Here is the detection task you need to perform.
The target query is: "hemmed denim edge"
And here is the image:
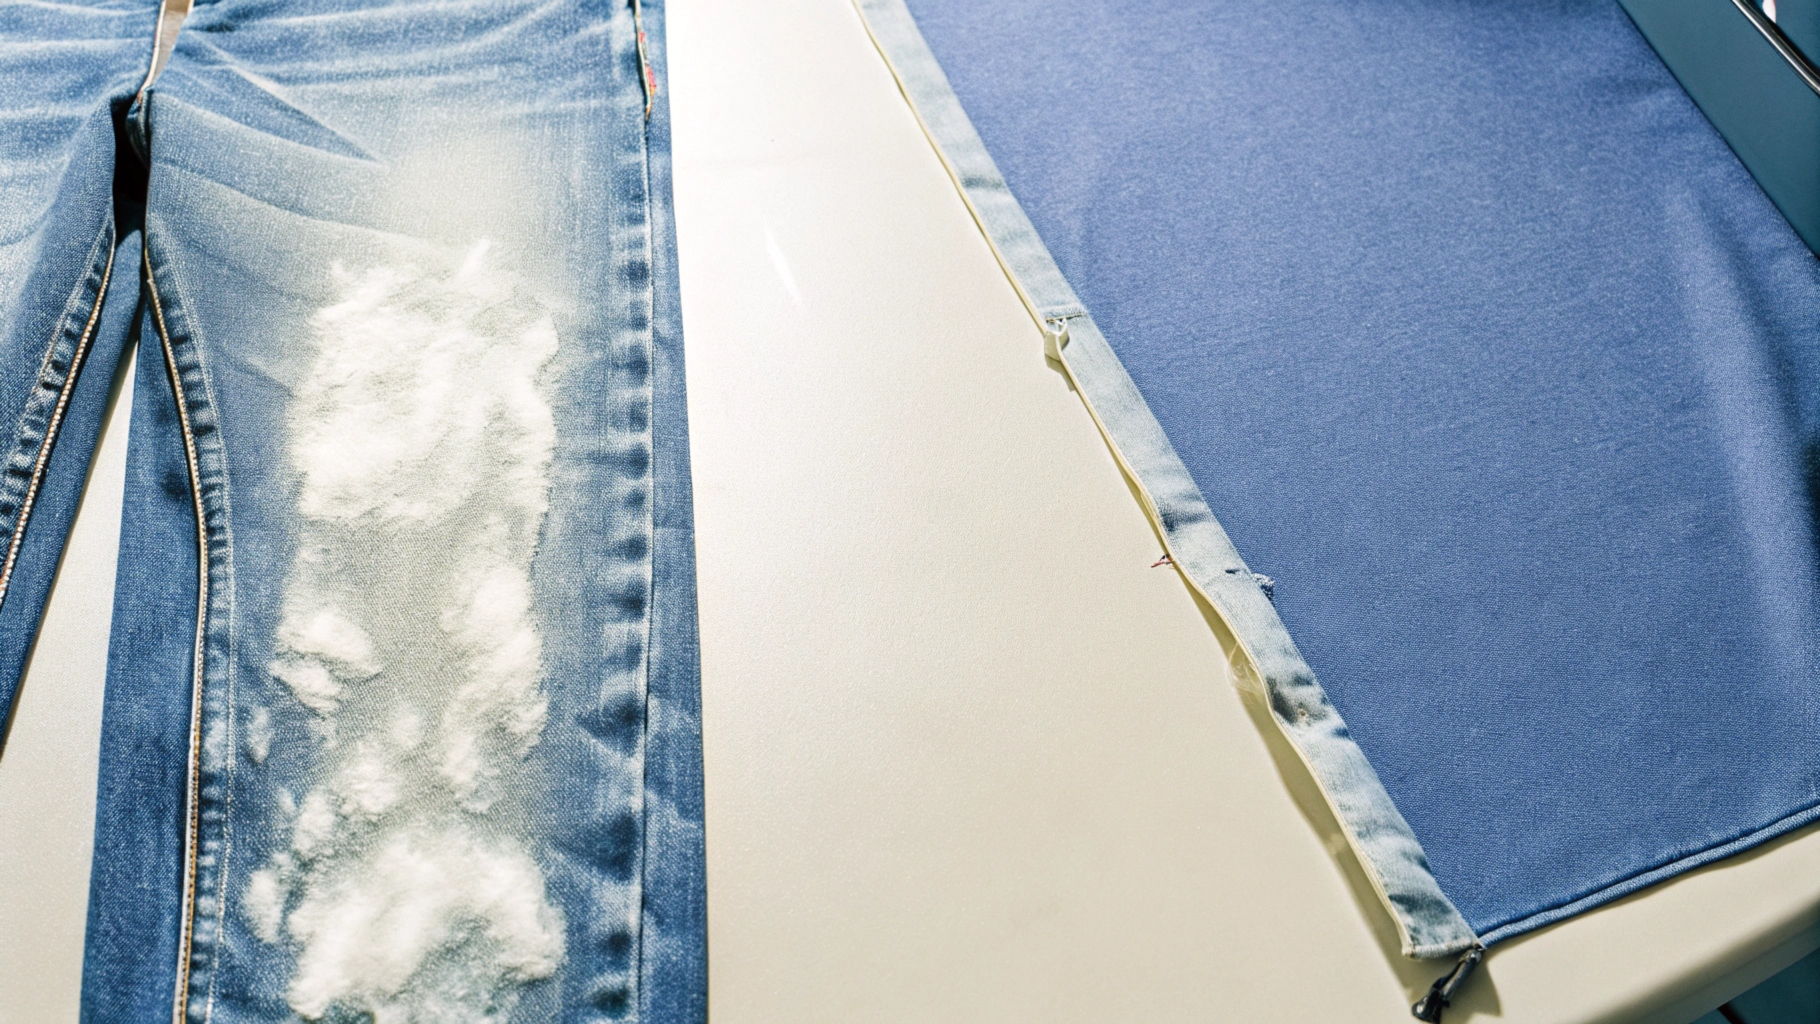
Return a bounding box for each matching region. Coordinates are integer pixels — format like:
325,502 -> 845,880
1477,798 -> 1820,947
849,0 -> 1480,959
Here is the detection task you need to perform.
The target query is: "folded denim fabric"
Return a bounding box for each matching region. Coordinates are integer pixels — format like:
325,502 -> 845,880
857,0 -> 1820,967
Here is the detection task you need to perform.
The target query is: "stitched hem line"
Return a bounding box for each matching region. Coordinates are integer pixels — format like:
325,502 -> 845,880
849,0 -> 1478,959
1478,800 -> 1820,946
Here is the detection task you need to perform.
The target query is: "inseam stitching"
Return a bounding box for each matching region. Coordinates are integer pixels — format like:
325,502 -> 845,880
0,223 -> 118,613
145,245 -> 211,1024
154,212 -> 239,1024
634,87 -> 657,1024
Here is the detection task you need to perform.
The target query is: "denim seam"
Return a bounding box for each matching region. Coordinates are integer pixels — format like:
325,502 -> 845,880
1479,796 -> 1820,945
850,0 -> 1478,958
156,214 -> 241,1024
147,214 -> 242,1023
632,1 -> 709,1015
144,241 -> 214,1024
634,52 -> 658,1017
0,218 -> 118,612
575,4 -> 660,1009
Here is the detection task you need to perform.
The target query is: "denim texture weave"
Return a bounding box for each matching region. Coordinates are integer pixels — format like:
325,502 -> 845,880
852,0 -> 1476,959
859,0 -> 1820,957
0,0 -> 707,1020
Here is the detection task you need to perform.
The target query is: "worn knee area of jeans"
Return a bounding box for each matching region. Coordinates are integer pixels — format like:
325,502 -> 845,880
242,229 -> 572,1021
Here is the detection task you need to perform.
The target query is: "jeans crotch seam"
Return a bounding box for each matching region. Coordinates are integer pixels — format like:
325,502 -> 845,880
143,244 -> 211,1024
0,219 -> 119,615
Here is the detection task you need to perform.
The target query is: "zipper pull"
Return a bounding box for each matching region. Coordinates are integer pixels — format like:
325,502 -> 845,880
1411,945 -> 1484,1022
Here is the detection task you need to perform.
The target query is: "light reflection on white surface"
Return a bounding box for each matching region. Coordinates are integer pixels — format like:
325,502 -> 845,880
763,220 -> 804,308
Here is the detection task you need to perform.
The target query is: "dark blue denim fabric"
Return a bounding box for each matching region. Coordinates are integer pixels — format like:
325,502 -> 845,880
0,0 -> 152,718
901,0 -> 1820,946
0,0 -> 707,1020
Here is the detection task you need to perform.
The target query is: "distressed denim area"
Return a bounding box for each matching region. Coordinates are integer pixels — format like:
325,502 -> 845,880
0,0 -> 705,1021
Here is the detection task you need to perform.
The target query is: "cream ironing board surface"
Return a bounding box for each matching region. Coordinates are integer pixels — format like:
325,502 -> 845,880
3,0 -> 1820,1021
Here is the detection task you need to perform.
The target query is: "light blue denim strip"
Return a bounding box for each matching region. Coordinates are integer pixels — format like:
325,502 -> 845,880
853,0 -> 1478,958
853,0 -> 1083,326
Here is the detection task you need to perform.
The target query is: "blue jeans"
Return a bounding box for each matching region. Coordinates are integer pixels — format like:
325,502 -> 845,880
0,0 -> 707,1020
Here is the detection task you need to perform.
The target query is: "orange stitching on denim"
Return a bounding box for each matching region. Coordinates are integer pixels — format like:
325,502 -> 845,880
631,0 -> 655,121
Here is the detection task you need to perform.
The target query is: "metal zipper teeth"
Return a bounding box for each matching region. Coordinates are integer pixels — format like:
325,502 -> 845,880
145,248 -> 210,1024
0,231 -> 118,610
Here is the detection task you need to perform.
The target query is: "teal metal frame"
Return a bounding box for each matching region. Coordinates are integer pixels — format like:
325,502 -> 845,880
1618,0 -> 1820,255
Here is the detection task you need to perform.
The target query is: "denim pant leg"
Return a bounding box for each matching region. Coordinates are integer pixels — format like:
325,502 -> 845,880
0,3 -> 156,718
57,0 -> 707,1021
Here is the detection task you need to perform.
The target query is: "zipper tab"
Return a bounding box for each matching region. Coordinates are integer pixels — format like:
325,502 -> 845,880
1411,945 -> 1484,1023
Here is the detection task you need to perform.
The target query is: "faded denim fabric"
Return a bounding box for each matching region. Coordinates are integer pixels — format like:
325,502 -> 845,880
0,0 -> 707,1021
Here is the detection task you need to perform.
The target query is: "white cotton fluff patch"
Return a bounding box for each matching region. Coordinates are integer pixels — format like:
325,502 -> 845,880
336,745 -> 402,820
438,546 -> 551,809
249,240 -> 566,1021
290,239 -> 557,525
292,790 -> 341,862
246,706 -> 274,765
269,657 -> 345,715
269,604 -> 382,714
246,867 -> 287,945
285,830 -> 565,1024
282,607 -> 381,675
